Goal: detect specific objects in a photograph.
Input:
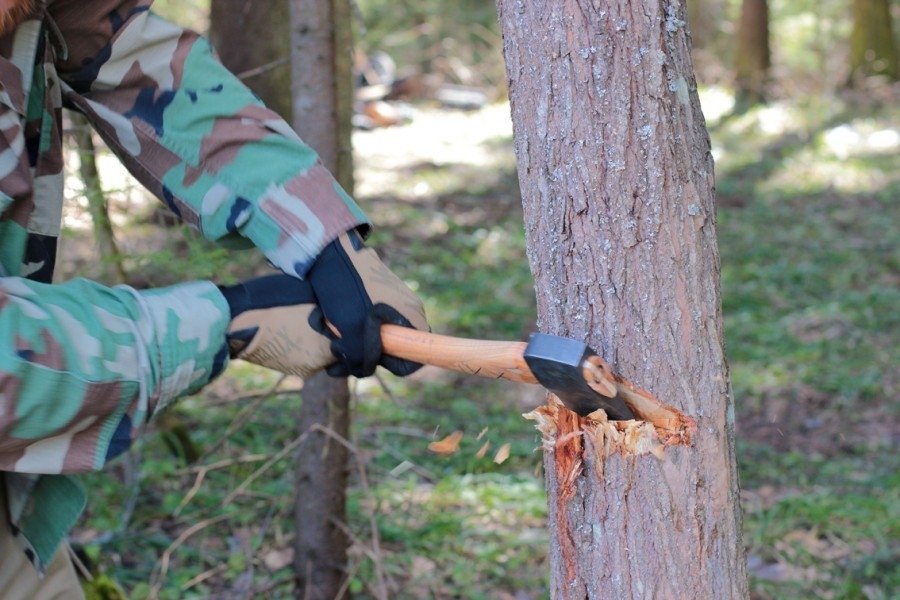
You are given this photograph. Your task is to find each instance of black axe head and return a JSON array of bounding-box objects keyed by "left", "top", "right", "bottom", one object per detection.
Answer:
[{"left": 523, "top": 333, "right": 635, "bottom": 420}]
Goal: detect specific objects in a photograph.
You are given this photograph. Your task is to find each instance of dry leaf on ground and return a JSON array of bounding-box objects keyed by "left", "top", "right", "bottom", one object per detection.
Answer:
[
  {"left": 494, "top": 443, "right": 511, "bottom": 464},
  {"left": 476, "top": 441, "right": 491, "bottom": 458},
  {"left": 429, "top": 431, "right": 463, "bottom": 455},
  {"left": 263, "top": 547, "right": 294, "bottom": 571}
]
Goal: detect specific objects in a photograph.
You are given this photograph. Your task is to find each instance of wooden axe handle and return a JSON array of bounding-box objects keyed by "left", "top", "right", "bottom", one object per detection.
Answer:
[{"left": 380, "top": 324, "right": 539, "bottom": 384}]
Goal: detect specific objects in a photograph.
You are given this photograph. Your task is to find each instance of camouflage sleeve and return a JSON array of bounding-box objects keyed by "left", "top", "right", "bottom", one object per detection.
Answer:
[
  {"left": 49, "top": 0, "right": 370, "bottom": 277},
  {"left": 0, "top": 276, "right": 230, "bottom": 474}
]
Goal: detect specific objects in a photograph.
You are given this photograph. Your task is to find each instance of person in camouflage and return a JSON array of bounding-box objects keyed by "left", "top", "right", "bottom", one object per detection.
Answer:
[{"left": 0, "top": 1, "right": 428, "bottom": 596}]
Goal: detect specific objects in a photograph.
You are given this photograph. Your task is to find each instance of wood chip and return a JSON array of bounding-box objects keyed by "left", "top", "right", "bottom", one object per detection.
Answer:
[
  {"left": 428, "top": 431, "right": 463, "bottom": 455},
  {"left": 475, "top": 441, "right": 491, "bottom": 458},
  {"left": 493, "top": 443, "right": 511, "bottom": 464}
]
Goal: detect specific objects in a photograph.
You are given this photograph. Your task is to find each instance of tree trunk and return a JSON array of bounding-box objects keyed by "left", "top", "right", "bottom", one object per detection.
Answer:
[
  {"left": 209, "top": 0, "right": 292, "bottom": 118},
  {"left": 291, "top": 372, "right": 351, "bottom": 599},
  {"left": 69, "top": 112, "right": 127, "bottom": 285},
  {"left": 849, "top": 0, "right": 898, "bottom": 82},
  {"left": 289, "top": 0, "right": 356, "bottom": 598},
  {"left": 734, "top": 0, "right": 770, "bottom": 105},
  {"left": 211, "top": 4, "right": 354, "bottom": 597},
  {"left": 496, "top": 1, "right": 748, "bottom": 598},
  {"left": 290, "top": 0, "right": 355, "bottom": 190},
  {"left": 685, "top": 0, "right": 722, "bottom": 53}
]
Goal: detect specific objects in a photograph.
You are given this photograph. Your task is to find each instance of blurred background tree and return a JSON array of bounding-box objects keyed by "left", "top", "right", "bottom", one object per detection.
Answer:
[
  {"left": 849, "top": 0, "right": 898, "bottom": 82},
  {"left": 734, "top": 0, "right": 771, "bottom": 105}
]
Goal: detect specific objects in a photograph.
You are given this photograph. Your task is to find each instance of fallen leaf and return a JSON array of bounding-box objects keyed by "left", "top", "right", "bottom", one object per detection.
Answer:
[
  {"left": 477, "top": 427, "right": 489, "bottom": 440},
  {"left": 475, "top": 441, "right": 491, "bottom": 458},
  {"left": 493, "top": 443, "right": 511, "bottom": 464},
  {"left": 429, "top": 431, "right": 463, "bottom": 455}
]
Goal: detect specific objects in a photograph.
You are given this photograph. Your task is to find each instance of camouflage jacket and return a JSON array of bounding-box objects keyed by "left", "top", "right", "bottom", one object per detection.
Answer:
[{"left": 0, "top": 0, "right": 368, "bottom": 572}]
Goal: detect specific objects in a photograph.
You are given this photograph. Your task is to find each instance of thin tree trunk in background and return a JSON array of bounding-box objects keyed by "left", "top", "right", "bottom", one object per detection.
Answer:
[
  {"left": 496, "top": 0, "right": 748, "bottom": 597},
  {"left": 685, "top": 0, "right": 722, "bottom": 54},
  {"left": 69, "top": 111, "right": 127, "bottom": 285},
  {"left": 290, "top": 0, "right": 356, "bottom": 597},
  {"left": 734, "top": 0, "right": 770, "bottom": 105},
  {"left": 684, "top": 0, "right": 726, "bottom": 84},
  {"left": 290, "top": 0, "right": 355, "bottom": 191},
  {"left": 209, "top": 0, "right": 292, "bottom": 117},
  {"left": 849, "top": 0, "right": 898, "bottom": 82},
  {"left": 211, "top": 5, "right": 353, "bottom": 598}
]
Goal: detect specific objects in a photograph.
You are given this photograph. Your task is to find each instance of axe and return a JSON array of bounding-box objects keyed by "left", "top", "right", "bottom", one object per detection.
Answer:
[{"left": 380, "top": 324, "right": 637, "bottom": 420}]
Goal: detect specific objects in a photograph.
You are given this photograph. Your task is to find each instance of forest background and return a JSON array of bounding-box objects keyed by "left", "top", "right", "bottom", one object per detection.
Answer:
[{"left": 56, "top": 0, "right": 898, "bottom": 598}]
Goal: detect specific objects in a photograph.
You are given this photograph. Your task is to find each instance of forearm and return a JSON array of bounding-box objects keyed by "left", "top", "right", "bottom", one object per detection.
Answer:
[
  {"left": 51, "top": 0, "right": 369, "bottom": 277},
  {"left": 0, "top": 276, "right": 229, "bottom": 473}
]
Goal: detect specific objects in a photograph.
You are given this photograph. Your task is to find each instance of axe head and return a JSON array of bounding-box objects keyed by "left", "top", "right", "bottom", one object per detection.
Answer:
[{"left": 523, "top": 333, "right": 635, "bottom": 420}]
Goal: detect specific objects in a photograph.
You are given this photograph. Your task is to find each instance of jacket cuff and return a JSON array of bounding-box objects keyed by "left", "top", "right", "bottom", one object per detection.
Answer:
[
  {"left": 239, "top": 168, "right": 371, "bottom": 278},
  {"left": 132, "top": 281, "right": 231, "bottom": 414}
]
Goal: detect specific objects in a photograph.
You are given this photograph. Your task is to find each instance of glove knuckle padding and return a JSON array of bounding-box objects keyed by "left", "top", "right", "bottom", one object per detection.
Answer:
[
  {"left": 229, "top": 306, "right": 333, "bottom": 379},
  {"left": 340, "top": 235, "right": 428, "bottom": 332},
  {"left": 221, "top": 274, "right": 335, "bottom": 380}
]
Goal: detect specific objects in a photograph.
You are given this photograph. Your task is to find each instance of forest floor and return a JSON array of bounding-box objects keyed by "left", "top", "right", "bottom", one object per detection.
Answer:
[{"left": 63, "top": 86, "right": 898, "bottom": 599}]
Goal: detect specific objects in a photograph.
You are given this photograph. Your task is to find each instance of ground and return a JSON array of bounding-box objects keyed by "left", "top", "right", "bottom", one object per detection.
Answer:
[{"left": 61, "top": 87, "right": 898, "bottom": 599}]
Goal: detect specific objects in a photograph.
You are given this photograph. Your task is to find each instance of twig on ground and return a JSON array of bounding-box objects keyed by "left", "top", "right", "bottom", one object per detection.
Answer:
[
  {"left": 67, "top": 544, "right": 93, "bottom": 581},
  {"left": 372, "top": 371, "right": 400, "bottom": 405},
  {"left": 181, "top": 564, "right": 227, "bottom": 592},
  {"left": 367, "top": 425, "right": 433, "bottom": 439},
  {"left": 202, "top": 375, "right": 293, "bottom": 456},
  {"left": 330, "top": 552, "right": 364, "bottom": 600},
  {"left": 149, "top": 514, "right": 230, "bottom": 599},
  {"left": 93, "top": 442, "right": 144, "bottom": 545},
  {"left": 330, "top": 518, "right": 382, "bottom": 569},
  {"left": 119, "top": 444, "right": 142, "bottom": 531},
  {"left": 174, "top": 453, "right": 268, "bottom": 515},
  {"left": 377, "top": 443, "right": 438, "bottom": 482},
  {"left": 250, "top": 572, "right": 294, "bottom": 597},
  {"left": 234, "top": 500, "right": 279, "bottom": 600},
  {"left": 222, "top": 431, "right": 310, "bottom": 505},
  {"left": 197, "top": 380, "right": 301, "bottom": 410}
]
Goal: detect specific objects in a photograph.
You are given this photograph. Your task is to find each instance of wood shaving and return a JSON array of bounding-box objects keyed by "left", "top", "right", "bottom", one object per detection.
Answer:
[{"left": 493, "top": 443, "right": 511, "bottom": 464}]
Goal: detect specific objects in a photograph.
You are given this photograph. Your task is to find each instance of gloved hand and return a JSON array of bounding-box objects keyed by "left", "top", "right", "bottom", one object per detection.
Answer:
[
  {"left": 218, "top": 274, "right": 334, "bottom": 380},
  {"left": 307, "top": 230, "right": 429, "bottom": 378}
]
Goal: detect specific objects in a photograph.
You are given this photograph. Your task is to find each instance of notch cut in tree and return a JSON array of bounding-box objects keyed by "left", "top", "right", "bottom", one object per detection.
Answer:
[{"left": 496, "top": 0, "right": 748, "bottom": 597}]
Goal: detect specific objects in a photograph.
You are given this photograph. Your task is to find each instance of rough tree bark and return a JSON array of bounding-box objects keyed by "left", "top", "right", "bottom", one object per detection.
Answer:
[
  {"left": 849, "top": 0, "right": 898, "bottom": 82},
  {"left": 289, "top": 0, "right": 356, "bottom": 598},
  {"left": 496, "top": 1, "right": 748, "bottom": 598},
  {"left": 734, "top": 0, "right": 770, "bottom": 104}
]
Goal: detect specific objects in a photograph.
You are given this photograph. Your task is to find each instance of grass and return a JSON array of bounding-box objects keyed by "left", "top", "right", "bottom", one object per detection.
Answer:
[
  {"left": 714, "top": 95, "right": 899, "bottom": 600},
  {"left": 67, "top": 90, "right": 899, "bottom": 598}
]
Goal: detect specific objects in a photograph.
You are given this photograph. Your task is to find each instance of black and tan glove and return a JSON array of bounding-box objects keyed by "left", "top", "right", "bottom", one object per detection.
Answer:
[
  {"left": 218, "top": 274, "right": 333, "bottom": 380},
  {"left": 307, "top": 230, "right": 429, "bottom": 378}
]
